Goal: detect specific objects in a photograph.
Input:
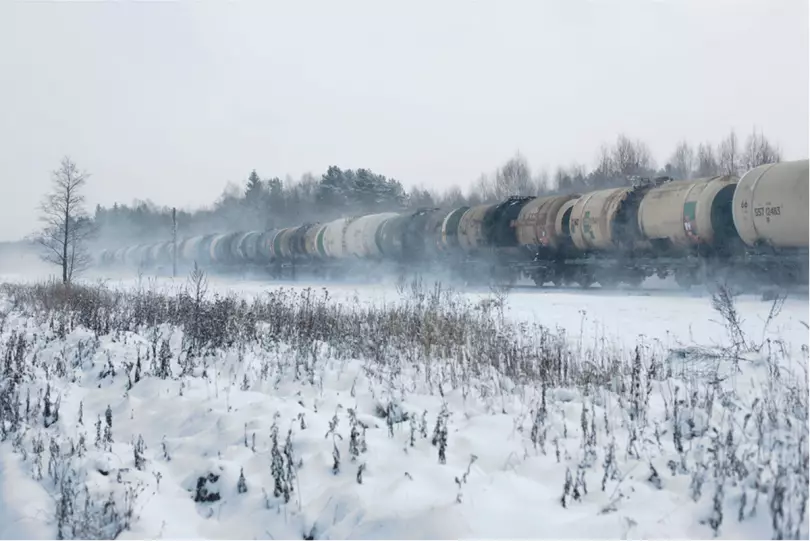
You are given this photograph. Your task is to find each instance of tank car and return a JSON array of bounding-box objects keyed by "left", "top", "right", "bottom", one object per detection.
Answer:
[
  {"left": 731, "top": 159, "right": 809, "bottom": 285},
  {"left": 378, "top": 208, "right": 441, "bottom": 263},
  {"left": 344, "top": 212, "right": 399, "bottom": 259},
  {"left": 303, "top": 224, "right": 328, "bottom": 260},
  {"left": 436, "top": 206, "right": 468, "bottom": 254},
  {"left": 732, "top": 159, "right": 808, "bottom": 249},
  {"left": 637, "top": 175, "right": 739, "bottom": 254}
]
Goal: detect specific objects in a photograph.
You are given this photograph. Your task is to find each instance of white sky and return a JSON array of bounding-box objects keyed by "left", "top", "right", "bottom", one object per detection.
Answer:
[{"left": 1, "top": 0, "right": 807, "bottom": 241}]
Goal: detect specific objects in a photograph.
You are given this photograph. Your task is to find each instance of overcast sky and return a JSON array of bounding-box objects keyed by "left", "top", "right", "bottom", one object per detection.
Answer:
[{"left": 0, "top": 0, "right": 807, "bottom": 241}]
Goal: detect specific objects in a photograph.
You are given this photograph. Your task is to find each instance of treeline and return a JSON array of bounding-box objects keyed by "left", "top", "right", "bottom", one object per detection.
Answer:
[{"left": 92, "top": 128, "right": 783, "bottom": 247}]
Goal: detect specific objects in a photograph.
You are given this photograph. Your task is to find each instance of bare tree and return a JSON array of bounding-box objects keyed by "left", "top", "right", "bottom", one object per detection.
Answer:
[
  {"left": 594, "top": 144, "right": 614, "bottom": 179},
  {"left": 718, "top": 130, "right": 740, "bottom": 176},
  {"left": 611, "top": 134, "right": 654, "bottom": 177},
  {"left": 742, "top": 127, "right": 782, "bottom": 171},
  {"left": 533, "top": 167, "right": 551, "bottom": 194},
  {"left": 36, "top": 156, "right": 93, "bottom": 284},
  {"left": 472, "top": 173, "right": 495, "bottom": 203},
  {"left": 493, "top": 153, "right": 534, "bottom": 199},
  {"left": 695, "top": 142, "right": 719, "bottom": 177},
  {"left": 669, "top": 140, "right": 695, "bottom": 179}
]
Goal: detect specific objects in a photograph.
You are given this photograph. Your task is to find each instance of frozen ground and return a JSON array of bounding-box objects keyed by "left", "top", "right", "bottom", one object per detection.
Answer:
[{"left": 0, "top": 263, "right": 807, "bottom": 539}]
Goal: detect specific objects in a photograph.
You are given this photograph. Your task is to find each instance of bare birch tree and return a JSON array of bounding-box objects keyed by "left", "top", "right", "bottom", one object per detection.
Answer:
[
  {"left": 718, "top": 130, "right": 740, "bottom": 176},
  {"left": 36, "top": 156, "right": 93, "bottom": 284},
  {"left": 493, "top": 153, "right": 534, "bottom": 199},
  {"left": 742, "top": 128, "right": 782, "bottom": 171},
  {"left": 669, "top": 140, "right": 695, "bottom": 179}
]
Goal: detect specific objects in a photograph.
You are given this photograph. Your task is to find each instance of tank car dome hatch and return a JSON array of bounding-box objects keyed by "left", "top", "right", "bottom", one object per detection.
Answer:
[
  {"left": 732, "top": 159, "right": 809, "bottom": 249},
  {"left": 637, "top": 175, "right": 740, "bottom": 250}
]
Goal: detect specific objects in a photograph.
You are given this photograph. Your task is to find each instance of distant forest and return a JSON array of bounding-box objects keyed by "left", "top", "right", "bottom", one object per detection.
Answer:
[{"left": 93, "top": 128, "right": 782, "bottom": 247}]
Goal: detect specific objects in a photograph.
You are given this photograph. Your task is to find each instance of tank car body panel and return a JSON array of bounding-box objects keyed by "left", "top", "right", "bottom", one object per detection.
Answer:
[
  {"left": 180, "top": 236, "right": 202, "bottom": 263},
  {"left": 229, "top": 232, "right": 250, "bottom": 261},
  {"left": 516, "top": 194, "right": 579, "bottom": 249},
  {"left": 239, "top": 231, "right": 262, "bottom": 262},
  {"left": 197, "top": 235, "right": 217, "bottom": 265},
  {"left": 290, "top": 224, "right": 315, "bottom": 259},
  {"left": 303, "top": 224, "right": 327, "bottom": 259},
  {"left": 210, "top": 233, "right": 239, "bottom": 264},
  {"left": 377, "top": 214, "right": 410, "bottom": 260},
  {"left": 638, "top": 175, "right": 739, "bottom": 250},
  {"left": 380, "top": 208, "right": 442, "bottom": 262},
  {"left": 256, "top": 230, "right": 279, "bottom": 262},
  {"left": 489, "top": 196, "right": 535, "bottom": 248},
  {"left": 124, "top": 245, "right": 145, "bottom": 267},
  {"left": 555, "top": 198, "right": 578, "bottom": 240},
  {"left": 732, "top": 160, "right": 809, "bottom": 249},
  {"left": 147, "top": 242, "right": 165, "bottom": 266},
  {"left": 112, "top": 247, "right": 126, "bottom": 265},
  {"left": 322, "top": 217, "right": 358, "bottom": 259},
  {"left": 345, "top": 212, "right": 398, "bottom": 259},
  {"left": 274, "top": 227, "right": 298, "bottom": 260},
  {"left": 457, "top": 204, "right": 497, "bottom": 251},
  {"left": 569, "top": 186, "right": 651, "bottom": 251},
  {"left": 431, "top": 206, "right": 468, "bottom": 253},
  {"left": 156, "top": 241, "right": 173, "bottom": 266}
]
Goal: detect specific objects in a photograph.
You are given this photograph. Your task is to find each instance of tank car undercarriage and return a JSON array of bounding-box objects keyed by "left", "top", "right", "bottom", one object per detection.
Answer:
[{"left": 151, "top": 246, "right": 807, "bottom": 296}]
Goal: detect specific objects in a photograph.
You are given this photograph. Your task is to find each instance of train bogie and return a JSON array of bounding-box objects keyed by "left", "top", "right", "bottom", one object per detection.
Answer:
[
  {"left": 732, "top": 159, "right": 809, "bottom": 249},
  {"left": 638, "top": 175, "right": 739, "bottom": 251}
]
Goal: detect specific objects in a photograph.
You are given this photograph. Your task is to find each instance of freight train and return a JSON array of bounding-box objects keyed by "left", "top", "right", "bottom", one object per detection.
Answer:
[{"left": 95, "top": 159, "right": 809, "bottom": 290}]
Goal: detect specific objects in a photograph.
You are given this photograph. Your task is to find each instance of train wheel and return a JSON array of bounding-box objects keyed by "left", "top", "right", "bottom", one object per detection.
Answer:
[
  {"left": 674, "top": 268, "right": 695, "bottom": 289},
  {"left": 531, "top": 270, "right": 547, "bottom": 287},
  {"left": 576, "top": 270, "right": 595, "bottom": 289}
]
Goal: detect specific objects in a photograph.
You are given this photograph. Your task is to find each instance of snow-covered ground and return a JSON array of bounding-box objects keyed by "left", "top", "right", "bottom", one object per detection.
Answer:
[{"left": 0, "top": 265, "right": 807, "bottom": 539}]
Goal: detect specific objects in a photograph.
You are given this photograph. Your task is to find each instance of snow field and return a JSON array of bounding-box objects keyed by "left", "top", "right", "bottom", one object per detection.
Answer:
[{"left": 0, "top": 277, "right": 807, "bottom": 539}]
